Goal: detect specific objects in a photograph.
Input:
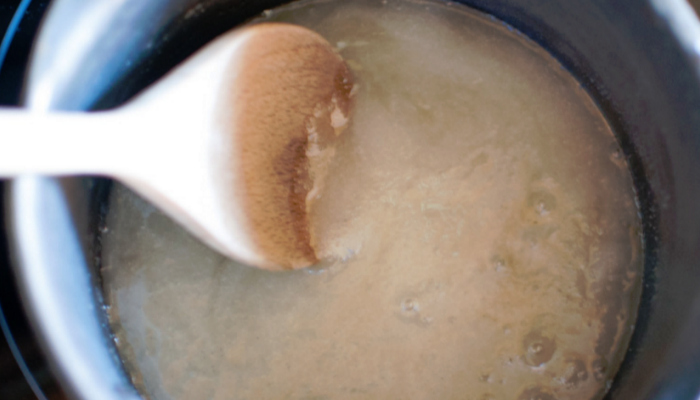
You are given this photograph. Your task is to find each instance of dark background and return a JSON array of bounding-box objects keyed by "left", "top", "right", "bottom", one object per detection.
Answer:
[
  {"left": 0, "top": 0, "right": 66, "bottom": 399},
  {"left": 1, "top": 1, "right": 700, "bottom": 399}
]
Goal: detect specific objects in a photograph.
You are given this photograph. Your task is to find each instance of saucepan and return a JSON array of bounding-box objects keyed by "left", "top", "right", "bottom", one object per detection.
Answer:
[{"left": 5, "top": 0, "right": 700, "bottom": 399}]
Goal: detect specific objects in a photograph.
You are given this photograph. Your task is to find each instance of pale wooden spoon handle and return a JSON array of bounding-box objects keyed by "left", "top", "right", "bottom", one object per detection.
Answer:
[{"left": 0, "top": 109, "right": 138, "bottom": 176}]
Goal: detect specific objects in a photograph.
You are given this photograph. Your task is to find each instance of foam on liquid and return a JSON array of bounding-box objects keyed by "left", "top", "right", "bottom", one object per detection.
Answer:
[{"left": 101, "top": 1, "right": 643, "bottom": 399}]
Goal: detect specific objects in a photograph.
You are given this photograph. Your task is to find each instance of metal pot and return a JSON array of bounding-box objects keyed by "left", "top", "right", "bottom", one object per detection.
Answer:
[{"left": 6, "top": 0, "right": 700, "bottom": 399}]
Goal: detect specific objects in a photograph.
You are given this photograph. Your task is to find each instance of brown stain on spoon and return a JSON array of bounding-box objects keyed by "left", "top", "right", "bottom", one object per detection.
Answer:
[{"left": 221, "top": 23, "right": 355, "bottom": 270}]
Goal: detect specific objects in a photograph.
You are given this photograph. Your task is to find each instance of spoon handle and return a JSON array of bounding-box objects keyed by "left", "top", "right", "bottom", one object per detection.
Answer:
[{"left": 0, "top": 108, "right": 138, "bottom": 177}]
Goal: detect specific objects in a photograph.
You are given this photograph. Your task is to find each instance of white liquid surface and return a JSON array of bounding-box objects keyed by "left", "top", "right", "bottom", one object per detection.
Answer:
[{"left": 101, "top": 1, "right": 643, "bottom": 399}]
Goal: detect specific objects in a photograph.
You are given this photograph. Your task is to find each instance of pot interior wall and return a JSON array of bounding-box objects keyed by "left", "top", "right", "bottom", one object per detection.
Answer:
[{"left": 11, "top": 0, "right": 700, "bottom": 399}]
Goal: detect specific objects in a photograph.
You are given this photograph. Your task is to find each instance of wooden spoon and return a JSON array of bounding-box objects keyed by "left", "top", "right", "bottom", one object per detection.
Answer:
[{"left": 0, "top": 23, "right": 355, "bottom": 271}]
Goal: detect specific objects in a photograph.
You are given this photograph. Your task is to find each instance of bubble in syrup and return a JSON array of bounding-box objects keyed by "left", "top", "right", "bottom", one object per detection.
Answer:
[
  {"left": 401, "top": 298, "right": 419, "bottom": 314},
  {"left": 102, "top": 304, "right": 112, "bottom": 312},
  {"left": 611, "top": 147, "right": 623, "bottom": 160},
  {"left": 305, "top": 263, "right": 328, "bottom": 275},
  {"left": 517, "top": 386, "right": 557, "bottom": 400},
  {"left": 527, "top": 190, "right": 557, "bottom": 216},
  {"left": 561, "top": 358, "right": 588, "bottom": 388},
  {"left": 609, "top": 144, "right": 628, "bottom": 169},
  {"left": 592, "top": 358, "right": 608, "bottom": 381},
  {"left": 491, "top": 254, "right": 511, "bottom": 273},
  {"left": 494, "top": 257, "right": 507, "bottom": 272},
  {"left": 522, "top": 330, "right": 556, "bottom": 367},
  {"left": 479, "top": 371, "right": 493, "bottom": 383}
]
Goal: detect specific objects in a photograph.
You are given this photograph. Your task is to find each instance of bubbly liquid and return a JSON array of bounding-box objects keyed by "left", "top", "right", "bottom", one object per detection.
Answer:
[{"left": 101, "top": 1, "right": 643, "bottom": 399}]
